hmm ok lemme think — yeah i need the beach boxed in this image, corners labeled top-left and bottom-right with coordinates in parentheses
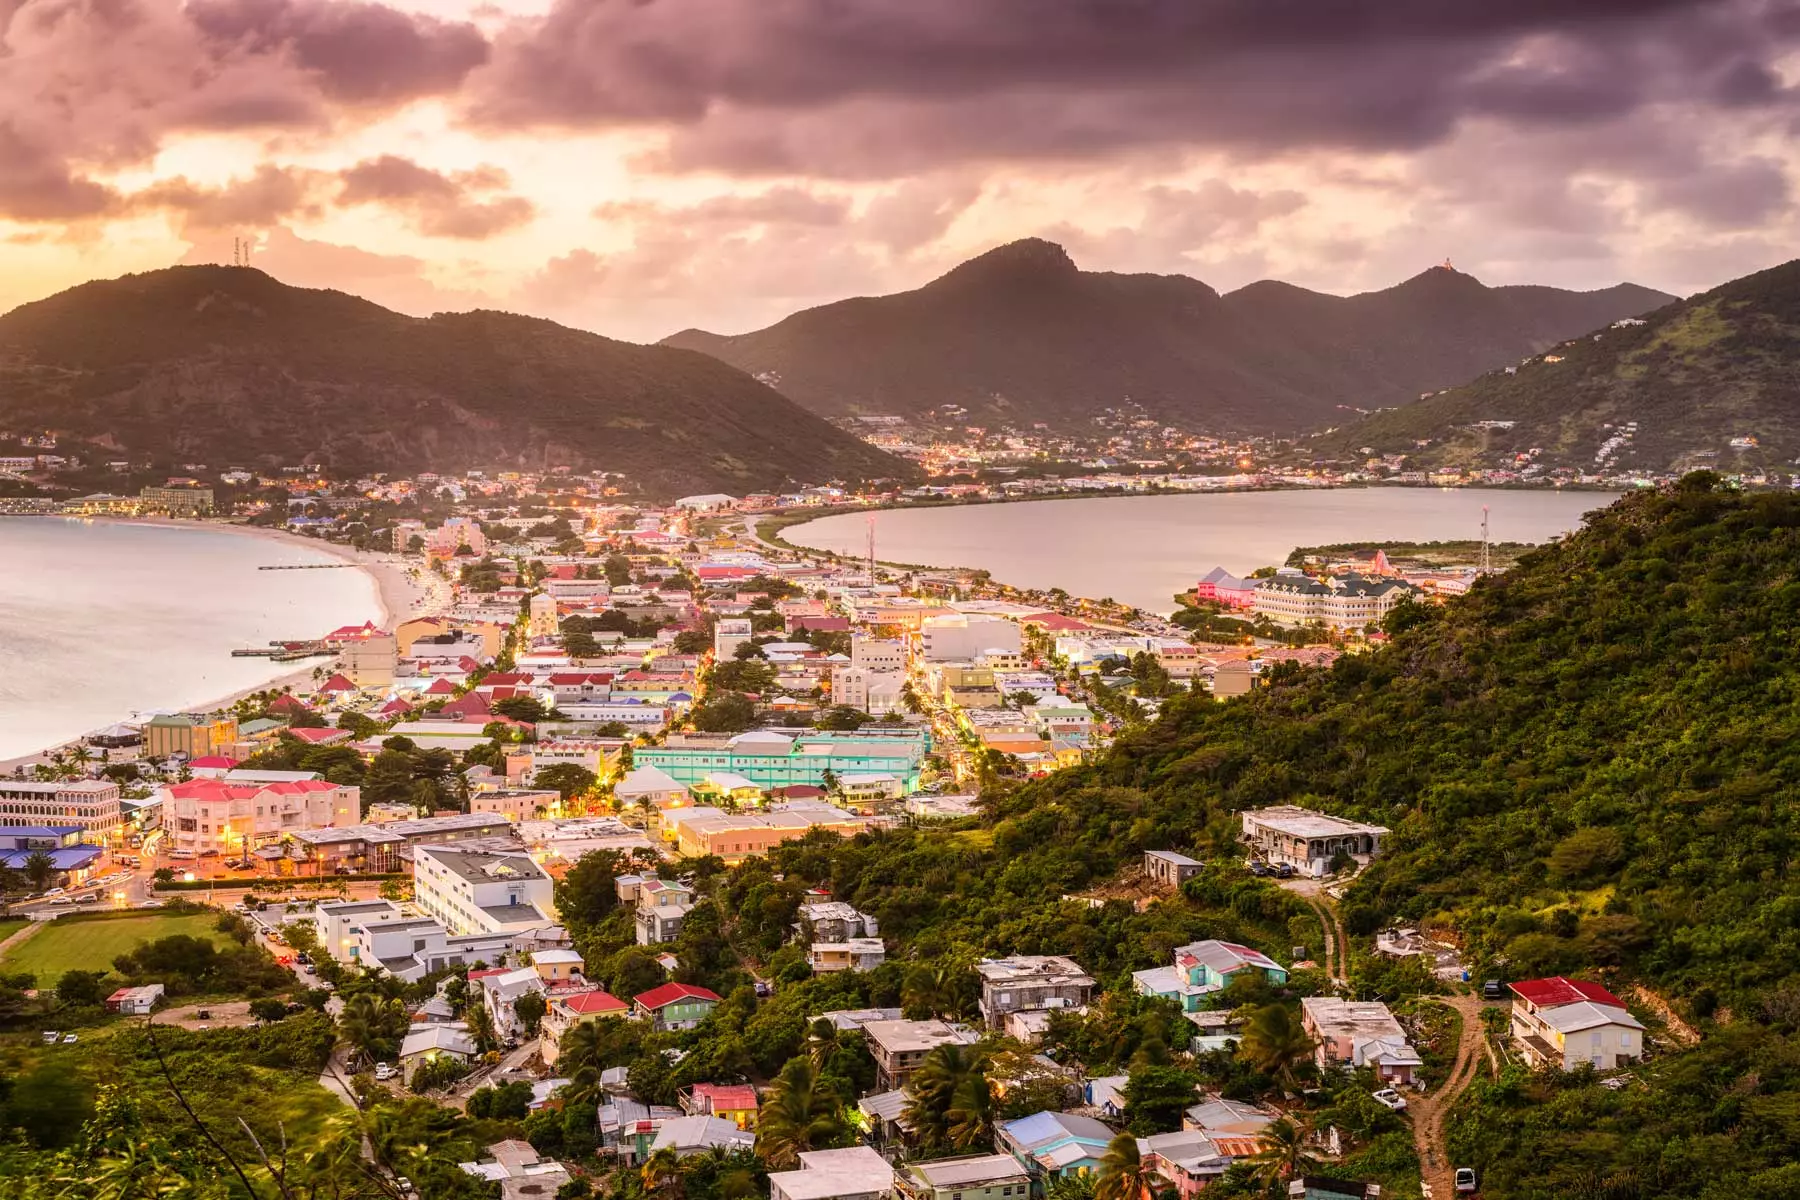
top-left (0, 518), bottom-right (450, 772)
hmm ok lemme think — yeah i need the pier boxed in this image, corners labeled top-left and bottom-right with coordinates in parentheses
top-left (230, 640), bottom-right (330, 661)
top-left (258, 563), bottom-right (357, 570)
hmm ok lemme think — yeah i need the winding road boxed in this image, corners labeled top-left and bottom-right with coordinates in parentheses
top-left (1412, 994), bottom-right (1492, 1198)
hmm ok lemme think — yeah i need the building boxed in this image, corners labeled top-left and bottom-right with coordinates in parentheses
top-left (647, 1115), bottom-right (754, 1158)
top-left (1193, 566), bottom-right (1256, 610)
top-left (663, 802), bottom-right (866, 864)
top-left (1287, 1179), bottom-right (1383, 1200)
top-left (920, 614), bottom-right (1022, 662)
top-left (343, 633), bottom-right (398, 688)
top-left (140, 483), bottom-right (214, 516)
top-left (975, 956), bottom-right (1098, 1026)
top-left (1508, 977), bottom-right (1645, 1071)
top-left (1241, 806), bottom-right (1389, 878)
top-left (810, 939), bottom-right (887, 973)
top-left (289, 813), bottom-right (515, 873)
top-left (640, 729), bottom-right (929, 794)
top-left (997, 1111), bottom-right (1114, 1183)
top-left (1251, 571), bottom-right (1414, 631)
top-left (425, 517), bottom-right (486, 559)
top-left (864, 1019), bottom-right (979, 1090)
top-left (850, 637), bottom-right (907, 672)
top-left (832, 666), bottom-right (906, 716)
top-left (530, 592), bottom-right (559, 639)
top-left (144, 713), bottom-right (239, 760)
top-left (1300, 998), bottom-right (1423, 1086)
top-left (679, 1083), bottom-right (759, 1131)
top-left (797, 901), bottom-right (878, 943)
top-left (770, 1147), bottom-right (896, 1200)
top-left (1138, 1129), bottom-right (1256, 1197)
top-left (163, 778), bottom-right (360, 856)
top-left (897, 1155), bottom-right (1030, 1200)
top-left (714, 618), bottom-right (754, 661)
top-left (104, 984), bottom-right (166, 1015)
top-left (541, 990), bottom-right (631, 1064)
top-left (413, 846), bottom-right (555, 937)
top-left (481, 967), bottom-right (547, 1042)
top-left (0, 779), bottom-right (122, 840)
top-left (314, 898), bottom-right (404, 963)
top-left (400, 1024), bottom-right (478, 1084)
top-left (458, 1139), bottom-right (570, 1200)
top-left (634, 983), bottom-right (722, 1031)
top-left (635, 877), bottom-right (696, 945)
top-left (1133, 940), bottom-right (1288, 1011)
top-left (1144, 850), bottom-right (1202, 890)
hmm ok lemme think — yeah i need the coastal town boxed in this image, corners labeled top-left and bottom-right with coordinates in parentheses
top-left (0, 464), bottom-right (1640, 1200)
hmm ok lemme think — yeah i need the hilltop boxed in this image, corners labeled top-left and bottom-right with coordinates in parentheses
top-left (0, 266), bottom-right (907, 496)
top-left (1317, 258), bottom-right (1800, 472)
top-left (664, 240), bottom-right (1672, 431)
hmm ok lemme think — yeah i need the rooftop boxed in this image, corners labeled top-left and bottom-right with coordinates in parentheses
top-left (1243, 805), bottom-right (1389, 839)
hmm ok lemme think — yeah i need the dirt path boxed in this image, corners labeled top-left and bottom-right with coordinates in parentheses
top-left (0, 920), bottom-right (45, 958)
top-left (1412, 995), bottom-right (1489, 1197)
top-left (1278, 879), bottom-right (1348, 984)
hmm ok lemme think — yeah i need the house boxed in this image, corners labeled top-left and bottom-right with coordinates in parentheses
top-left (1139, 1130), bottom-right (1257, 1197)
top-left (1240, 806), bottom-right (1388, 878)
top-left (975, 956), bottom-right (1098, 1026)
top-left (481, 967), bottom-right (546, 1042)
top-left (1084, 1075), bottom-right (1128, 1120)
top-left (997, 1111), bottom-right (1115, 1182)
top-left (400, 1023), bottom-right (478, 1084)
top-left (797, 901), bottom-right (879, 943)
top-left (1287, 1178), bottom-right (1383, 1199)
top-left (1133, 940), bottom-right (1287, 1010)
top-left (770, 1147), bottom-right (897, 1200)
top-left (598, 1097), bottom-right (682, 1165)
top-left (679, 1083), bottom-right (759, 1130)
top-left (1144, 850), bottom-right (1202, 890)
top-left (1193, 567), bottom-right (1257, 610)
top-left (810, 939), bottom-right (887, 973)
top-left (458, 1140), bottom-right (570, 1200)
top-left (540, 991), bottom-right (630, 1065)
top-left (104, 984), bottom-right (165, 1015)
top-left (857, 1089), bottom-right (914, 1150)
top-left (1508, 978), bottom-right (1645, 1071)
top-left (634, 982), bottom-right (722, 1031)
top-left (647, 1114), bottom-right (754, 1158)
top-left (1300, 998), bottom-right (1423, 1086)
top-left (1184, 1096), bottom-right (1277, 1139)
top-left (530, 948), bottom-right (585, 985)
top-left (863, 1019), bottom-right (980, 1090)
top-left (635, 878), bottom-right (696, 945)
top-left (897, 1155), bottom-right (1031, 1200)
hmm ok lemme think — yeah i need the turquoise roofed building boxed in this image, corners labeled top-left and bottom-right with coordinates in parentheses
top-left (637, 728), bottom-right (930, 795)
top-left (997, 1112), bottom-right (1115, 1183)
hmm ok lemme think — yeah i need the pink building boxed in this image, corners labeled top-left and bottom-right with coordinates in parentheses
top-left (1194, 567), bottom-right (1257, 610)
top-left (163, 778), bottom-right (361, 856)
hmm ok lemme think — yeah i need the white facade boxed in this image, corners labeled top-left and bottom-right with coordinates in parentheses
top-left (833, 666), bottom-right (906, 716)
top-left (850, 637), bottom-right (907, 672)
top-left (919, 614), bottom-right (1022, 662)
top-left (714, 618), bottom-right (754, 661)
top-left (1241, 806), bottom-right (1388, 877)
top-left (413, 846), bottom-right (555, 937)
top-left (530, 593), bottom-right (559, 639)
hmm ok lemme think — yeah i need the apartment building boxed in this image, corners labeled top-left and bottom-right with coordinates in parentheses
top-left (635, 878), bottom-right (696, 945)
top-left (1241, 806), bottom-right (1389, 878)
top-left (863, 1019), bottom-right (979, 1090)
top-left (163, 778), bottom-right (360, 855)
top-left (974, 956), bottom-right (1099, 1026)
top-left (289, 812), bottom-right (514, 872)
top-left (640, 729), bottom-right (928, 793)
top-left (832, 666), bottom-right (906, 716)
top-left (145, 713), bottom-right (239, 760)
top-left (413, 846), bottom-right (555, 937)
top-left (1251, 571), bottom-right (1415, 632)
top-left (919, 614), bottom-right (1023, 662)
top-left (0, 779), bottom-right (122, 841)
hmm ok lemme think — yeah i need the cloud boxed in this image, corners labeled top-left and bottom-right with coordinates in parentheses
top-left (337, 154), bottom-right (535, 238)
top-left (134, 164), bottom-right (326, 230)
top-left (179, 224), bottom-right (485, 313)
top-left (470, 0), bottom-right (1799, 177)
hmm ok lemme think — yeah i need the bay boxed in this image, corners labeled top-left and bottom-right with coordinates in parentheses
top-left (0, 518), bottom-right (381, 761)
top-left (783, 487), bottom-right (1622, 614)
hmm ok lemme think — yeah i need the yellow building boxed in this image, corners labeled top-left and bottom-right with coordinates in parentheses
top-left (144, 713), bottom-right (239, 760)
top-left (140, 483), bottom-right (215, 516)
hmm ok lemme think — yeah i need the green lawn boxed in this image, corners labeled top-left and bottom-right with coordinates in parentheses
top-left (0, 913), bottom-right (231, 987)
top-left (0, 919), bottom-right (27, 945)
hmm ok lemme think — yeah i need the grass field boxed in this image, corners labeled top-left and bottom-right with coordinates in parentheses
top-left (0, 918), bottom-right (28, 945)
top-left (0, 913), bottom-right (231, 986)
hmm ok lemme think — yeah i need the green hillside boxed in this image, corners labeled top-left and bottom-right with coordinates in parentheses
top-left (0, 266), bottom-right (908, 497)
top-left (1317, 259), bottom-right (1800, 473)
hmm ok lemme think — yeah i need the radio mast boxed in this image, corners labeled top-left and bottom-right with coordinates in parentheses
top-left (1480, 505), bottom-right (1492, 574)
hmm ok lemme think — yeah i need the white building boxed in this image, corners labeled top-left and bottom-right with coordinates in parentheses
top-left (1241, 806), bottom-right (1389, 878)
top-left (1509, 978), bottom-right (1645, 1071)
top-left (530, 593), bottom-right (559, 639)
top-left (850, 637), bottom-right (907, 672)
top-left (413, 846), bottom-right (555, 937)
top-left (1251, 571), bottom-right (1415, 631)
top-left (0, 779), bottom-right (122, 841)
top-left (714, 618), bottom-right (754, 662)
top-left (770, 1147), bottom-right (896, 1200)
top-left (832, 666), bottom-right (906, 716)
top-left (919, 614), bottom-right (1022, 662)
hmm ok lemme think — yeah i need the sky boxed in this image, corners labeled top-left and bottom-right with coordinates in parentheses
top-left (2, 0), bottom-right (1797, 343)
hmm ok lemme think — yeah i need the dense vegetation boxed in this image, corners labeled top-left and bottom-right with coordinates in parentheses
top-left (665, 239), bottom-right (1667, 431)
top-left (1321, 258), bottom-right (1800, 471)
top-left (0, 266), bottom-right (906, 495)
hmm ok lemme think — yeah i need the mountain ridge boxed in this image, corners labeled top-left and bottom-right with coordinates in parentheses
top-left (0, 266), bottom-right (908, 496)
top-left (662, 242), bottom-right (1677, 431)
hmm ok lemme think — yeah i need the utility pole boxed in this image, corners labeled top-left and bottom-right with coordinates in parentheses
top-left (866, 512), bottom-right (876, 588)
top-left (1480, 505), bottom-right (1492, 574)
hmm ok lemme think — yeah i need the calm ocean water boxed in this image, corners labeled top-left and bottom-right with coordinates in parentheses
top-left (785, 487), bottom-right (1623, 614)
top-left (0, 519), bottom-right (380, 760)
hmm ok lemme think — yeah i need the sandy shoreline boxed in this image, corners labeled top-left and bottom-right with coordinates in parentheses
top-left (0, 517), bottom-right (451, 772)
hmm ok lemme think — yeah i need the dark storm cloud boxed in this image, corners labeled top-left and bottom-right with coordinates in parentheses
top-left (338, 155), bottom-right (536, 238)
top-left (471, 0), bottom-right (1800, 174)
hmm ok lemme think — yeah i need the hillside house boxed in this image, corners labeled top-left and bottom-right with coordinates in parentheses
top-left (975, 956), bottom-right (1099, 1026)
top-left (1241, 806), bottom-right (1388, 878)
top-left (1144, 850), bottom-right (1202, 889)
top-left (1508, 977), bottom-right (1645, 1071)
top-left (1133, 940), bottom-right (1288, 1010)
top-left (1300, 997), bottom-right (1423, 1085)
top-left (864, 1019), bottom-right (980, 1090)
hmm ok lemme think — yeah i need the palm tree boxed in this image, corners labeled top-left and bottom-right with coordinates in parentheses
top-left (1244, 1117), bottom-right (1318, 1191)
top-left (560, 1019), bottom-right (606, 1101)
top-left (1237, 1003), bottom-right (1315, 1092)
top-left (640, 1147), bottom-right (685, 1200)
top-left (756, 1057), bottom-right (850, 1168)
top-left (1095, 1132), bottom-right (1156, 1200)
top-left (903, 1043), bottom-right (985, 1150)
top-left (338, 993), bottom-right (406, 1067)
top-left (945, 1069), bottom-right (997, 1150)
top-left (902, 961), bottom-right (965, 1021)
top-left (22, 851), bottom-right (56, 893)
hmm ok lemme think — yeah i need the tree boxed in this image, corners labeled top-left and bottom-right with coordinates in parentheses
top-left (1237, 1004), bottom-right (1314, 1092)
top-left (338, 992), bottom-right (408, 1066)
top-left (250, 997), bottom-right (290, 1023)
top-left (691, 692), bottom-right (757, 733)
top-left (468, 1081), bottom-right (533, 1120)
top-left (516, 991), bottom-right (548, 1037)
top-left (56, 969), bottom-right (109, 1007)
top-left (945, 1070), bottom-right (998, 1150)
top-left (1123, 1063), bottom-right (1197, 1134)
top-left (1244, 1117), bottom-right (1318, 1189)
top-left (492, 696), bottom-right (551, 724)
top-left (903, 1044), bottom-right (988, 1150)
top-left (1095, 1131), bottom-right (1158, 1200)
top-left (814, 706), bottom-right (869, 731)
top-left (23, 850), bottom-right (55, 892)
top-left (536, 763), bottom-right (598, 803)
top-left (554, 848), bottom-right (628, 932)
top-left (604, 554), bottom-right (634, 587)
top-left (755, 1056), bottom-right (852, 1168)
top-left (361, 749), bottom-right (417, 807)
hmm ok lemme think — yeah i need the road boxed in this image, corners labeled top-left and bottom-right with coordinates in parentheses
top-left (1413, 994), bottom-right (1495, 1198)
top-left (1278, 877), bottom-right (1348, 985)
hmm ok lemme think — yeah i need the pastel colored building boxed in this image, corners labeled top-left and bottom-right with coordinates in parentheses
top-left (163, 778), bottom-right (360, 855)
top-left (1133, 940), bottom-right (1288, 1010)
top-left (1508, 977), bottom-right (1645, 1071)
top-left (634, 982), bottom-right (721, 1031)
top-left (639, 728), bottom-right (929, 794)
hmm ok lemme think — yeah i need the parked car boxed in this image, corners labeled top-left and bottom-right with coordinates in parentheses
top-left (1454, 1167), bottom-right (1478, 1192)
top-left (62, 1033), bottom-right (78, 1044)
top-left (1482, 979), bottom-right (1505, 1000)
top-left (41, 1030), bottom-right (59, 1044)
top-left (44, 887), bottom-right (64, 897)
top-left (1372, 1088), bottom-right (1408, 1112)
top-left (47, 897), bottom-right (73, 906)
top-left (195, 1010), bottom-right (211, 1021)
top-left (1247, 861), bottom-right (1269, 877)
top-left (138, 900), bottom-right (164, 909)
top-left (374, 1063), bottom-right (397, 1081)
top-left (1273, 863), bottom-right (1296, 879)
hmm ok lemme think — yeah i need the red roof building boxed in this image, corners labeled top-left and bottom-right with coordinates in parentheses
top-left (633, 982), bottom-right (722, 1013)
top-left (558, 990), bottom-right (629, 1015)
top-left (325, 621), bottom-right (383, 644)
top-left (187, 755), bottom-right (239, 770)
top-left (287, 726), bottom-right (352, 745)
top-left (267, 694), bottom-right (310, 715)
top-left (319, 674), bottom-right (357, 694)
top-left (1508, 977), bottom-right (1626, 1011)
top-left (423, 678), bottom-right (458, 696)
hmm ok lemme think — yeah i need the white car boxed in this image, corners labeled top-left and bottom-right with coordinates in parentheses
top-left (41, 1030), bottom-right (59, 1044)
top-left (61, 1033), bottom-right (78, 1044)
top-left (374, 1063), bottom-right (397, 1081)
top-left (1454, 1168), bottom-right (1478, 1193)
top-left (1372, 1088), bottom-right (1408, 1112)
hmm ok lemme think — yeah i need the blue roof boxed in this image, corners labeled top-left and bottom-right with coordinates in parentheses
top-left (0, 846), bottom-right (102, 870)
top-left (0, 825), bottom-right (83, 838)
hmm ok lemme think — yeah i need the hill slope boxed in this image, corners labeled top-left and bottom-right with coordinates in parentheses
top-left (0, 266), bottom-right (906, 495)
top-left (663, 240), bottom-right (1673, 432)
top-left (1317, 258), bottom-right (1800, 472)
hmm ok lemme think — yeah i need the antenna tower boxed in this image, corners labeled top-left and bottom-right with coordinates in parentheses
top-left (866, 512), bottom-right (876, 587)
top-left (1480, 504), bottom-right (1492, 574)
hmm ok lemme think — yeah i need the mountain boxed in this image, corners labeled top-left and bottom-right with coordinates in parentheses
top-left (662, 240), bottom-right (1674, 432)
top-left (0, 266), bottom-right (907, 496)
top-left (1317, 258), bottom-right (1800, 473)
